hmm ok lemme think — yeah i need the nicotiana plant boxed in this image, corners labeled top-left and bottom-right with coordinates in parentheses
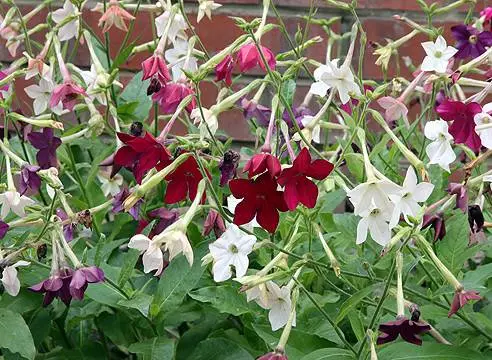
top-left (0, 0), bottom-right (491, 359)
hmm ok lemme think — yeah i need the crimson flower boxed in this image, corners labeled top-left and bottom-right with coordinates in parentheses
top-left (244, 153), bottom-right (281, 178)
top-left (142, 54), bottom-right (171, 86)
top-left (27, 128), bottom-right (62, 169)
top-left (451, 25), bottom-right (492, 59)
top-left (436, 99), bottom-right (482, 152)
top-left (215, 54), bottom-right (235, 86)
top-left (448, 289), bottom-right (481, 317)
top-left (29, 268), bottom-right (74, 306)
top-left (237, 44), bottom-right (276, 72)
top-left (229, 173), bottom-right (288, 233)
top-left (278, 148), bottom-right (334, 210)
top-left (164, 156), bottom-right (205, 204)
top-left (152, 82), bottom-right (195, 114)
top-left (113, 132), bottom-right (172, 184)
top-left (50, 81), bottom-right (86, 111)
top-left (377, 316), bottom-right (431, 346)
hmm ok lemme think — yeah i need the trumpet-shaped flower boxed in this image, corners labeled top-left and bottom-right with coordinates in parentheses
top-left (243, 153), bottom-right (281, 178)
top-left (165, 39), bottom-right (198, 82)
top-left (356, 202), bottom-right (393, 246)
top-left (27, 128), bottom-right (62, 169)
top-left (208, 224), bottom-right (256, 282)
top-left (424, 120), bottom-right (456, 172)
top-left (155, 10), bottom-right (187, 44)
top-left (52, 0), bottom-right (80, 42)
top-left (24, 72), bottom-right (64, 115)
top-left (128, 234), bottom-right (166, 276)
top-left (421, 36), bottom-right (457, 73)
top-left (97, 171), bottom-right (123, 197)
top-left (237, 44), bottom-right (276, 73)
top-left (164, 156), bottom-right (205, 204)
top-left (190, 107), bottom-right (218, 140)
top-left (1, 260), bottom-right (30, 296)
top-left (451, 25), bottom-right (492, 60)
top-left (0, 190), bottom-right (35, 219)
top-left (347, 178), bottom-right (400, 217)
top-left (266, 281), bottom-right (296, 331)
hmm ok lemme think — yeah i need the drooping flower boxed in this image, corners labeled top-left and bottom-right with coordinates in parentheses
top-left (190, 107), bottom-right (219, 140)
top-left (421, 36), bottom-right (458, 73)
top-left (229, 173), bottom-right (288, 233)
top-left (389, 167), bottom-right (434, 227)
top-left (448, 289), bottom-right (481, 317)
top-left (112, 188), bottom-right (142, 220)
top-left (266, 281), bottom-right (296, 331)
top-left (356, 201), bottom-right (393, 246)
top-left (29, 268), bottom-right (74, 306)
top-left (164, 156), bottom-right (205, 204)
top-left (377, 316), bottom-right (431, 346)
top-left (277, 148), bottom-right (334, 210)
top-left (1, 260), bottom-right (30, 296)
top-left (145, 207), bottom-right (179, 238)
top-left (95, 0), bottom-right (135, 33)
top-left (197, 0), bottom-right (222, 23)
top-left (128, 234), bottom-right (166, 275)
top-left (152, 82), bottom-right (195, 114)
top-left (218, 149), bottom-right (240, 187)
top-left (97, 171), bottom-right (123, 197)
top-left (447, 183), bottom-right (468, 212)
top-left (203, 209), bottom-right (226, 237)
top-left (237, 44), bottom-right (276, 73)
top-left (424, 120), bottom-right (456, 172)
top-left (142, 54), bottom-right (171, 87)
top-left (69, 266), bottom-right (105, 300)
top-left (208, 224), bottom-right (256, 282)
top-left (473, 102), bottom-right (492, 149)
top-left (436, 99), bottom-right (482, 152)
top-left (422, 212), bottom-right (446, 242)
top-left (468, 204), bottom-right (484, 233)
top-left (215, 55), bottom-right (235, 86)
top-left (27, 128), bottom-right (62, 169)
top-left (52, 0), bottom-right (80, 42)
top-left (282, 105), bottom-right (312, 129)
top-left (451, 25), bottom-right (492, 60)
top-left (19, 164), bottom-right (41, 195)
top-left (296, 114), bottom-right (321, 144)
top-left (50, 81), bottom-right (87, 112)
top-left (0, 190), bottom-right (35, 219)
top-left (56, 209), bottom-right (75, 242)
top-left (243, 153), bottom-right (281, 178)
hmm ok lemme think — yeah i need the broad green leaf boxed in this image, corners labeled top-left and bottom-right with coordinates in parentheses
top-left (119, 71), bottom-right (152, 120)
top-left (319, 189), bottom-right (347, 213)
top-left (128, 337), bottom-right (175, 360)
top-left (0, 308), bottom-right (36, 360)
top-left (281, 79), bottom-right (296, 107)
top-left (118, 248), bottom-right (141, 286)
top-left (463, 263), bottom-right (492, 289)
top-left (300, 348), bottom-right (355, 360)
top-left (189, 285), bottom-right (257, 316)
top-left (378, 342), bottom-right (484, 360)
top-left (188, 338), bottom-right (253, 360)
top-left (118, 293), bottom-right (153, 317)
top-left (345, 153), bottom-right (364, 183)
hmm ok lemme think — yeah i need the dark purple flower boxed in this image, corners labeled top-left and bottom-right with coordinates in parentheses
top-left (241, 98), bottom-right (271, 126)
top-left (29, 268), bottom-right (74, 306)
top-left (113, 188), bottom-right (142, 220)
top-left (70, 266), bottom-right (105, 300)
top-left (447, 183), bottom-right (468, 212)
top-left (422, 212), bottom-right (446, 242)
top-left (282, 105), bottom-right (312, 129)
top-left (56, 209), bottom-right (75, 242)
top-left (468, 205), bottom-right (484, 233)
top-left (377, 316), bottom-right (431, 346)
top-left (19, 164), bottom-right (41, 195)
top-left (146, 207), bottom-right (179, 238)
top-left (451, 25), bottom-right (492, 59)
top-left (27, 128), bottom-right (62, 169)
top-left (0, 221), bottom-right (9, 239)
top-left (448, 289), bottom-right (481, 317)
top-left (203, 210), bottom-right (226, 237)
top-left (218, 149), bottom-right (240, 186)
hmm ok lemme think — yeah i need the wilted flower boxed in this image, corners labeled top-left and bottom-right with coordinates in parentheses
top-left (447, 183), bottom-right (468, 212)
top-left (1, 260), bottom-right (30, 296)
top-left (422, 212), bottom-right (446, 242)
top-left (218, 149), bottom-right (240, 186)
top-left (448, 289), bottom-right (481, 317)
top-left (468, 205), bottom-right (484, 233)
top-left (203, 210), bottom-right (226, 237)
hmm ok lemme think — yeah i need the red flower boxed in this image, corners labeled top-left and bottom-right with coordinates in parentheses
top-left (114, 132), bottom-right (171, 184)
top-left (215, 54), bottom-right (235, 86)
top-left (448, 289), bottom-right (481, 317)
top-left (152, 82), bottom-right (195, 114)
top-left (229, 173), bottom-right (288, 233)
top-left (237, 44), bottom-right (276, 72)
top-left (244, 153), bottom-right (281, 178)
top-left (278, 148), bottom-right (334, 210)
top-left (164, 156), bottom-right (205, 204)
top-left (436, 99), bottom-right (482, 152)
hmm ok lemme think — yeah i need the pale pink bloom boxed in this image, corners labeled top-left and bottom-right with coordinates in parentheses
top-left (94, 0), bottom-right (135, 33)
top-left (377, 97), bottom-right (408, 124)
top-left (142, 54), bottom-right (171, 85)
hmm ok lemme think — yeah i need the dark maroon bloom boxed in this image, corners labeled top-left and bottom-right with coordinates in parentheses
top-left (50, 81), bottom-right (87, 111)
top-left (215, 54), bottom-right (235, 86)
top-left (468, 205), bottom-right (484, 233)
top-left (29, 268), bottom-right (74, 306)
top-left (164, 156), bottom-right (205, 204)
top-left (113, 188), bottom-right (142, 220)
top-left (448, 289), bottom-right (481, 317)
top-left (146, 207), bottom-right (179, 237)
top-left (241, 98), bottom-right (271, 127)
top-left (56, 209), bottom-right (75, 242)
top-left (377, 316), bottom-right (431, 346)
top-left (451, 25), bottom-right (492, 59)
top-left (147, 77), bottom-right (162, 95)
top-left (70, 266), bottom-right (105, 300)
top-left (243, 153), bottom-right (281, 179)
top-left (203, 210), bottom-right (226, 237)
top-left (218, 150), bottom-right (240, 186)
top-left (436, 99), bottom-right (482, 152)
top-left (447, 182), bottom-right (468, 212)
top-left (19, 164), bottom-right (41, 195)
top-left (27, 128), bottom-right (62, 169)
top-left (229, 173), bottom-right (288, 233)
top-left (237, 44), bottom-right (276, 72)
top-left (422, 212), bottom-right (446, 242)
top-left (0, 221), bottom-right (9, 239)
top-left (257, 350), bottom-right (288, 360)
top-left (152, 82), bottom-right (196, 114)
top-left (278, 148), bottom-right (334, 210)
top-left (113, 132), bottom-right (172, 184)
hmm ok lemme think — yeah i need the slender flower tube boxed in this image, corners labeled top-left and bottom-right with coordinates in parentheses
top-left (315, 224), bottom-right (340, 276)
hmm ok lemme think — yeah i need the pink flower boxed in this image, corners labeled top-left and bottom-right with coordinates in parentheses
top-left (377, 96), bottom-right (408, 124)
top-left (237, 44), bottom-right (276, 73)
top-left (258, 351), bottom-right (288, 360)
top-left (436, 99), bottom-right (482, 152)
top-left (215, 54), bottom-right (235, 86)
top-left (481, 7), bottom-right (492, 24)
top-left (96, 0), bottom-right (135, 33)
top-left (49, 81), bottom-right (87, 111)
top-left (142, 54), bottom-right (171, 85)
top-left (152, 82), bottom-right (195, 114)
top-left (448, 289), bottom-right (481, 317)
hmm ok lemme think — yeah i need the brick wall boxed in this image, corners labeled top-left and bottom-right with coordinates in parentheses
top-left (2, 0), bottom-right (488, 141)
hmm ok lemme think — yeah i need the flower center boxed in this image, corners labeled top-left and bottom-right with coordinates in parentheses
top-left (434, 50), bottom-right (443, 58)
top-left (469, 35), bottom-right (478, 44)
top-left (483, 116), bottom-right (491, 124)
top-left (403, 192), bottom-right (411, 199)
top-left (229, 244), bottom-right (239, 254)
top-left (370, 208), bottom-right (380, 216)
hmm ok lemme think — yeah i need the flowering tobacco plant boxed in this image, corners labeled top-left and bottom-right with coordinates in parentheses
top-left (1, 0), bottom-right (492, 359)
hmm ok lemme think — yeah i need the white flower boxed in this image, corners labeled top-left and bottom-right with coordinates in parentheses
top-left (190, 107), bottom-right (218, 140)
top-left (424, 120), bottom-right (456, 172)
top-left (155, 10), bottom-right (187, 44)
top-left (474, 103), bottom-right (492, 149)
top-left (389, 167), bottom-right (434, 227)
top-left (421, 36), bottom-right (457, 73)
top-left (310, 59), bottom-right (361, 104)
top-left (0, 191), bottom-right (35, 219)
top-left (265, 281), bottom-right (296, 331)
top-left (52, 0), bottom-right (80, 42)
top-left (165, 39), bottom-right (198, 82)
top-left (156, 221), bottom-right (194, 266)
top-left (245, 282), bottom-right (270, 309)
top-left (356, 202), bottom-right (393, 246)
top-left (128, 234), bottom-right (165, 276)
top-left (295, 115), bottom-right (321, 144)
top-left (24, 71), bottom-right (63, 115)
top-left (227, 195), bottom-right (259, 230)
top-left (97, 172), bottom-right (123, 197)
top-left (1, 260), bottom-right (30, 296)
top-left (347, 179), bottom-right (401, 217)
top-left (197, 0), bottom-right (221, 23)
top-left (72, 64), bottom-right (106, 105)
top-left (208, 224), bottom-right (256, 282)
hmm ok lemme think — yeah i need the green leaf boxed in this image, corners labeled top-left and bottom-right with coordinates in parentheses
top-left (128, 337), bottom-right (175, 360)
top-left (188, 338), bottom-right (253, 360)
top-left (281, 79), bottom-right (296, 107)
top-left (378, 342), bottom-right (485, 360)
top-left (189, 285), bottom-right (257, 316)
top-left (335, 282), bottom-right (382, 324)
top-left (0, 308), bottom-right (36, 360)
top-left (119, 71), bottom-right (152, 120)
top-left (118, 293), bottom-right (153, 317)
top-left (300, 348), bottom-right (355, 360)
top-left (118, 248), bottom-right (141, 287)
top-left (463, 263), bottom-right (492, 289)
top-left (345, 153), bottom-right (364, 183)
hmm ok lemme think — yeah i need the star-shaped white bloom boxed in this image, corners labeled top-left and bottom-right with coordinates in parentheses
top-left (421, 36), bottom-right (457, 74)
top-left (128, 234), bottom-right (165, 276)
top-left (97, 172), bottom-right (123, 197)
top-left (347, 178), bottom-right (401, 217)
top-left (72, 64), bottom-right (106, 105)
top-left (310, 58), bottom-right (361, 104)
top-left (0, 191), bottom-right (35, 219)
top-left (265, 281), bottom-right (296, 331)
top-left (227, 195), bottom-right (259, 231)
top-left (52, 0), bottom-right (80, 42)
top-left (24, 71), bottom-right (64, 115)
top-left (389, 167), bottom-right (434, 227)
top-left (197, 0), bottom-right (222, 23)
top-left (356, 201), bottom-right (393, 246)
top-left (155, 10), bottom-right (187, 45)
top-left (165, 39), bottom-right (198, 82)
top-left (474, 103), bottom-right (492, 149)
top-left (190, 107), bottom-right (218, 140)
top-left (1, 260), bottom-right (30, 296)
top-left (208, 224), bottom-right (256, 282)
top-left (424, 120), bottom-right (456, 172)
